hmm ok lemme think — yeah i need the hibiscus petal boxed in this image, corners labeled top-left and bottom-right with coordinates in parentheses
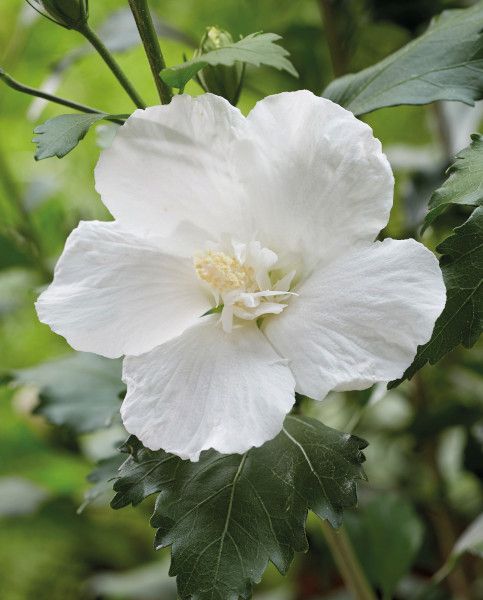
top-left (36, 221), bottom-right (211, 358)
top-left (121, 320), bottom-right (295, 461)
top-left (263, 239), bottom-right (446, 399)
top-left (238, 90), bottom-right (394, 272)
top-left (95, 94), bottom-right (249, 238)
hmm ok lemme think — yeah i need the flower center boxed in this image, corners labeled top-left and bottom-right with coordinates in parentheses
top-left (194, 251), bottom-right (256, 293)
top-left (193, 241), bottom-right (296, 332)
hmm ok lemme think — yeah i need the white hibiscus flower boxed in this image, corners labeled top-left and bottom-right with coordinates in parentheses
top-left (36, 91), bottom-right (446, 461)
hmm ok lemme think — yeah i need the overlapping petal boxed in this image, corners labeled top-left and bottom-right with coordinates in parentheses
top-left (121, 319), bottom-right (295, 460)
top-left (237, 91), bottom-right (394, 272)
top-left (36, 221), bottom-right (211, 358)
top-left (263, 239), bottom-right (446, 399)
top-left (95, 94), bottom-right (250, 239)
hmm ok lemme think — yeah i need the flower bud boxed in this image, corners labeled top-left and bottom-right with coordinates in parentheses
top-left (195, 26), bottom-right (244, 105)
top-left (29, 0), bottom-right (88, 29)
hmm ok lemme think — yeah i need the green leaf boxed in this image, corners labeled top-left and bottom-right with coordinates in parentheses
top-left (323, 2), bottom-right (483, 116)
top-left (15, 352), bottom-right (124, 433)
top-left (390, 207), bottom-right (483, 387)
top-left (0, 233), bottom-right (31, 270)
top-left (78, 454), bottom-right (125, 513)
top-left (347, 494), bottom-right (423, 597)
top-left (33, 113), bottom-right (106, 160)
top-left (424, 134), bottom-right (483, 230)
top-left (112, 416), bottom-right (367, 600)
top-left (160, 32), bottom-right (298, 90)
top-left (453, 513), bottom-right (483, 559)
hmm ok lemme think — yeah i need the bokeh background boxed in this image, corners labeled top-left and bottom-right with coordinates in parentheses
top-left (0, 1), bottom-right (482, 598)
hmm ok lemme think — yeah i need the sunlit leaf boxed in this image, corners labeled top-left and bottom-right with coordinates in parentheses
top-left (160, 32), bottom-right (298, 90)
top-left (15, 352), bottom-right (123, 433)
top-left (112, 416), bottom-right (367, 600)
top-left (33, 113), bottom-right (106, 160)
top-left (323, 2), bottom-right (483, 115)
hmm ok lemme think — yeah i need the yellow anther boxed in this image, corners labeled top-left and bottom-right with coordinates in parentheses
top-left (194, 251), bottom-right (255, 293)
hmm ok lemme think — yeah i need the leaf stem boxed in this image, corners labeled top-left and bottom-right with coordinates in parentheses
top-left (317, 0), bottom-right (348, 77)
top-left (0, 69), bottom-right (124, 124)
top-left (77, 23), bottom-right (146, 109)
top-left (128, 0), bottom-right (172, 104)
top-left (321, 521), bottom-right (377, 600)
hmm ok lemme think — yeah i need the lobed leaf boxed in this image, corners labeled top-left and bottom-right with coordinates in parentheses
top-left (323, 2), bottom-right (483, 116)
top-left (390, 206), bottom-right (483, 386)
top-left (424, 133), bottom-right (483, 230)
top-left (112, 416), bottom-right (367, 600)
top-left (15, 352), bottom-right (124, 433)
top-left (160, 32), bottom-right (298, 90)
top-left (33, 113), bottom-right (107, 160)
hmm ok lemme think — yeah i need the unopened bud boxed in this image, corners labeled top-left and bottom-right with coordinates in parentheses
top-left (196, 26), bottom-right (244, 105)
top-left (29, 0), bottom-right (88, 29)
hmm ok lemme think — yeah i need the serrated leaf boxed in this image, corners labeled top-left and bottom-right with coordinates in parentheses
top-left (160, 32), bottom-right (298, 90)
top-left (15, 352), bottom-right (124, 433)
top-left (78, 454), bottom-right (125, 513)
top-left (112, 416), bottom-right (367, 600)
top-left (33, 113), bottom-right (106, 160)
top-left (424, 134), bottom-right (483, 229)
top-left (390, 207), bottom-right (483, 387)
top-left (323, 2), bottom-right (483, 116)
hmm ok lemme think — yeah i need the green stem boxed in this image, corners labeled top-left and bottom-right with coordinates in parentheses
top-left (77, 23), bottom-right (146, 109)
top-left (321, 521), bottom-right (377, 600)
top-left (128, 0), bottom-right (172, 104)
top-left (317, 0), bottom-right (348, 77)
top-left (0, 69), bottom-right (124, 122)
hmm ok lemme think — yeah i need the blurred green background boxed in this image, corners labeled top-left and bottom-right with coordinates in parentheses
top-left (1, 0), bottom-right (482, 598)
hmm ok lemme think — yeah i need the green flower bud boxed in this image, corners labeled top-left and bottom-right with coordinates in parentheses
top-left (196, 26), bottom-right (244, 105)
top-left (29, 0), bottom-right (88, 29)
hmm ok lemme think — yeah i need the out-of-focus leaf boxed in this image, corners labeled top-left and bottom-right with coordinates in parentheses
top-left (390, 207), bottom-right (483, 386)
top-left (347, 495), bottom-right (423, 597)
top-left (0, 476), bottom-right (49, 517)
top-left (112, 416), bottom-right (367, 600)
top-left (78, 454), bottom-right (125, 513)
top-left (0, 233), bottom-right (31, 270)
top-left (453, 512), bottom-right (483, 558)
top-left (323, 2), bottom-right (483, 116)
top-left (424, 134), bottom-right (483, 229)
top-left (160, 32), bottom-right (298, 90)
top-left (33, 113), bottom-right (106, 160)
top-left (15, 352), bottom-right (123, 433)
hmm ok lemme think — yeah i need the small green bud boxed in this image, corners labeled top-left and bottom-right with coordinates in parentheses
top-left (29, 0), bottom-right (88, 29)
top-left (195, 26), bottom-right (244, 105)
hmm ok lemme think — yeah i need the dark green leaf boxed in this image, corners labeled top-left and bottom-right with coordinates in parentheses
top-left (424, 134), bottom-right (483, 229)
top-left (160, 32), bottom-right (298, 90)
top-left (390, 207), bottom-right (483, 386)
top-left (112, 416), bottom-right (367, 600)
top-left (33, 113), bottom-right (106, 160)
top-left (0, 233), bottom-right (31, 270)
top-left (15, 352), bottom-right (124, 433)
top-left (323, 3), bottom-right (483, 116)
top-left (78, 454), bottom-right (125, 513)
top-left (347, 495), bottom-right (423, 597)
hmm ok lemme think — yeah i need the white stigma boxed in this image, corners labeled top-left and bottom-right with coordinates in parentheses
top-left (194, 240), bottom-right (295, 332)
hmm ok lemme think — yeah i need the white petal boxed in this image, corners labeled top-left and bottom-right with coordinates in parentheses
top-left (263, 239), bottom-right (446, 399)
top-left (95, 94), bottom-right (249, 238)
top-left (238, 90), bottom-right (394, 272)
top-left (121, 320), bottom-right (295, 461)
top-left (36, 221), bottom-right (211, 358)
